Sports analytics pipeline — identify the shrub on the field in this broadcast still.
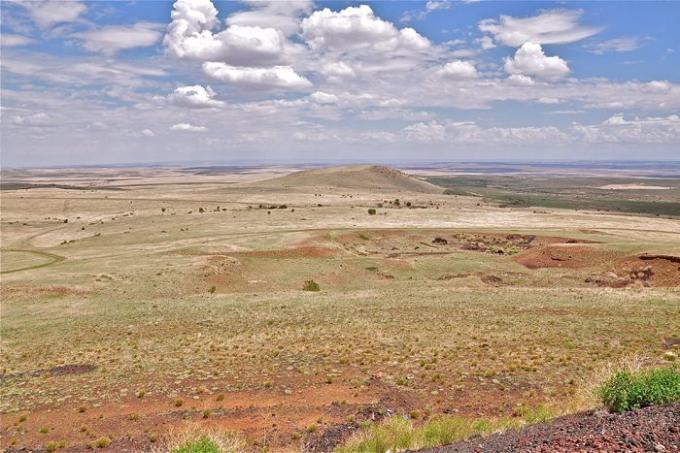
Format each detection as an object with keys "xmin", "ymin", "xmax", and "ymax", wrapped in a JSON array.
[
  {"xmin": 94, "ymin": 437, "xmax": 111, "ymax": 448},
  {"xmin": 170, "ymin": 436, "xmax": 222, "ymax": 453},
  {"xmin": 303, "ymin": 280, "xmax": 320, "ymax": 292},
  {"xmin": 599, "ymin": 366, "xmax": 680, "ymax": 413},
  {"xmin": 166, "ymin": 428, "xmax": 245, "ymax": 453},
  {"xmin": 367, "ymin": 208, "xmax": 376, "ymax": 215}
]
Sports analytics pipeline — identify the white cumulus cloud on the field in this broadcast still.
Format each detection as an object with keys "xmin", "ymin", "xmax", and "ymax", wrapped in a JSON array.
[
  {"xmin": 438, "ymin": 60, "xmax": 478, "ymax": 79},
  {"xmin": 309, "ymin": 91, "xmax": 339, "ymax": 104},
  {"xmin": 202, "ymin": 63, "xmax": 311, "ymax": 89},
  {"xmin": 170, "ymin": 122, "xmax": 208, "ymax": 132},
  {"xmin": 226, "ymin": 0, "xmax": 313, "ymax": 36},
  {"xmin": 504, "ymin": 42, "xmax": 569, "ymax": 81},
  {"xmin": 168, "ymin": 85, "xmax": 225, "ymax": 108},
  {"xmin": 301, "ymin": 5, "xmax": 430, "ymax": 52},
  {"xmin": 164, "ymin": 0, "xmax": 292, "ymax": 66}
]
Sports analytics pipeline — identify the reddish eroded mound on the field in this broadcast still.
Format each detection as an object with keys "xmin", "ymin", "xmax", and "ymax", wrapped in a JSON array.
[
  {"xmin": 418, "ymin": 402, "xmax": 680, "ymax": 453},
  {"xmin": 587, "ymin": 254, "xmax": 680, "ymax": 288},
  {"xmin": 513, "ymin": 244, "xmax": 619, "ymax": 269}
]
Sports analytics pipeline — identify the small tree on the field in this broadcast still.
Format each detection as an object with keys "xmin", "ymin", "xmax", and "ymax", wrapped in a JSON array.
[{"xmin": 368, "ymin": 208, "xmax": 377, "ymax": 215}]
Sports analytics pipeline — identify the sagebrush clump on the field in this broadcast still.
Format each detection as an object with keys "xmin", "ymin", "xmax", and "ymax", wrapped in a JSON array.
[{"xmin": 302, "ymin": 280, "xmax": 320, "ymax": 291}]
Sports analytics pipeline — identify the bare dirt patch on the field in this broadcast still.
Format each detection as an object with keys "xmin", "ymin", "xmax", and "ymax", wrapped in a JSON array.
[
  {"xmin": 514, "ymin": 244, "xmax": 618, "ymax": 269},
  {"xmin": 587, "ymin": 254, "xmax": 680, "ymax": 288}
]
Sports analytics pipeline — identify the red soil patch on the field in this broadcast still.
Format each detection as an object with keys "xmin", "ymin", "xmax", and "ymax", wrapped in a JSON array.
[
  {"xmin": 235, "ymin": 245, "xmax": 339, "ymax": 259},
  {"xmin": 514, "ymin": 244, "xmax": 618, "ymax": 269},
  {"xmin": 1, "ymin": 382, "xmax": 379, "ymax": 452},
  {"xmin": 591, "ymin": 254, "xmax": 680, "ymax": 288},
  {"xmin": 0, "ymin": 285, "xmax": 88, "ymax": 298}
]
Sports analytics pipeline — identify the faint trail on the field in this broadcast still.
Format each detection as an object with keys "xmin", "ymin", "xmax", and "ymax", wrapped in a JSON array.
[{"xmin": 0, "ymin": 249, "xmax": 65, "ymax": 274}]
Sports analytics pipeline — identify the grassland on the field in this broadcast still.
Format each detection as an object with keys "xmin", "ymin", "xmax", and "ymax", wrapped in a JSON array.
[
  {"xmin": 427, "ymin": 175, "xmax": 680, "ymax": 217},
  {"xmin": 1, "ymin": 165, "xmax": 679, "ymax": 452}
]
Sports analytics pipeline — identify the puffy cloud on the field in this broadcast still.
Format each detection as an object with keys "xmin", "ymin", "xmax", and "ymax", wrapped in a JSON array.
[
  {"xmin": 168, "ymin": 85, "xmax": 225, "ymax": 108},
  {"xmin": 76, "ymin": 23, "xmax": 163, "ymax": 55},
  {"xmin": 301, "ymin": 5, "xmax": 430, "ymax": 52},
  {"xmin": 18, "ymin": 0, "xmax": 87, "ymax": 29},
  {"xmin": 141, "ymin": 129, "xmax": 155, "ymax": 137},
  {"xmin": 585, "ymin": 37, "xmax": 644, "ymax": 54},
  {"xmin": 321, "ymin": 61, "xmax": 356, "ymax": 80},
  {"xmin": 507, "ymin": 74, "xmax": 535, "ymax": 86},
  {"xmin": 480, "ymin": 9, "xmax": 601, "ymax": 47},
  {"xmin": 438, "ymin": 60, "xmax": 478, "ymax": 79},
  {"xmin": 226, "ymin": 0, "xmax": 313, "ymax": 36},
  {"xmin": 1, "ymin": 34, "xmax": 35, "ymax": 47},
  {"xmin": 504, "ymin": 42, "xmax": 569, "ymax": 80},
  {"xmin": 309, "ymin": 91, "xmax": 339, "ymax": 104},
  {"xmin": 202, "ymin": 63, "xmax": 312, "ymax": 89},
  {"xmin": 170, "ymin": 122, "xmax": 208, "ymax": 132},
  {"xmin": 164, "ymin": 0, "xmax": 291, "ymax": 66}
]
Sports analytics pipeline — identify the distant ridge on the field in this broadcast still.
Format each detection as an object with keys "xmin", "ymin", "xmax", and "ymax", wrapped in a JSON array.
[{"xmin": 251, "ymin": 165, "xmax": 442, "ymax": 193}]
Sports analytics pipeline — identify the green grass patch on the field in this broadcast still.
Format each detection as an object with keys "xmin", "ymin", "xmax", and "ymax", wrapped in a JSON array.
[
  {"xmin": 170, "ymin": 436, "xmax": 224, "ymax": 453},
  {"xmin": 599, "ymin": 366, "xmax": 680, "ymax": 413},
  {"xmin": 335, "ymin": 415, "xmax": 522, "ymax": 453}
]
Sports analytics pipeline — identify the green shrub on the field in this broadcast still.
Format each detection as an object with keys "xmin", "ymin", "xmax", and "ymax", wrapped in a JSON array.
[
  {"xmin": 302, "ymin": 280, "xmax": 320, "ymax": 292},
  {"xmin": 367, "ymin": 208, "xmax": 376, "ymax": 215},
  {"xmin": 599, "ymin": 366, "xmax": 680, "ymax": 413},
  {"xmin": 170, "ymin": 436, "xmax": 223, "ymax": 453}
]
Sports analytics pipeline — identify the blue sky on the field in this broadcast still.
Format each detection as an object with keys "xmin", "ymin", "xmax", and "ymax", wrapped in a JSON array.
[{"xmin": 1, "ymin": 0, "xmax": 679, "ymax": 167}]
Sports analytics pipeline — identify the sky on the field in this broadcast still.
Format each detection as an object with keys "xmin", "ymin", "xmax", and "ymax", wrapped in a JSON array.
[{"xmin": 1, "ymin": 0, "xmax": 679, "ymax": 167}]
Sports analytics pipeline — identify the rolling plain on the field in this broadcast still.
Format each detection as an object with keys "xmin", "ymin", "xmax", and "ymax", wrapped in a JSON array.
[{"xmin": 1, "ymin": 164, "xmax": 679, "ymax": 452}]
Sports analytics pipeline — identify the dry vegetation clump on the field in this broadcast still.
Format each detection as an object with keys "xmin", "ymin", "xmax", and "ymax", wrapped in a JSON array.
[{"xmin": 303, "ymin": 279, "xmax": 321, "ymax": 291}]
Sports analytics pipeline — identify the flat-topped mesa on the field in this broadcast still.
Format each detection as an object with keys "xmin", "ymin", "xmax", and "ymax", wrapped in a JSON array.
[{"xmin": 251, "ymin": 164, "xmax": 443, "ymax": 193}]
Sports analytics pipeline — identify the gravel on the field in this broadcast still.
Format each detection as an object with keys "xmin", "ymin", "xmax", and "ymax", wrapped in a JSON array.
[{"xmin": 416, "ymin": 403, "xmax": 680, "ymax": 453}]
